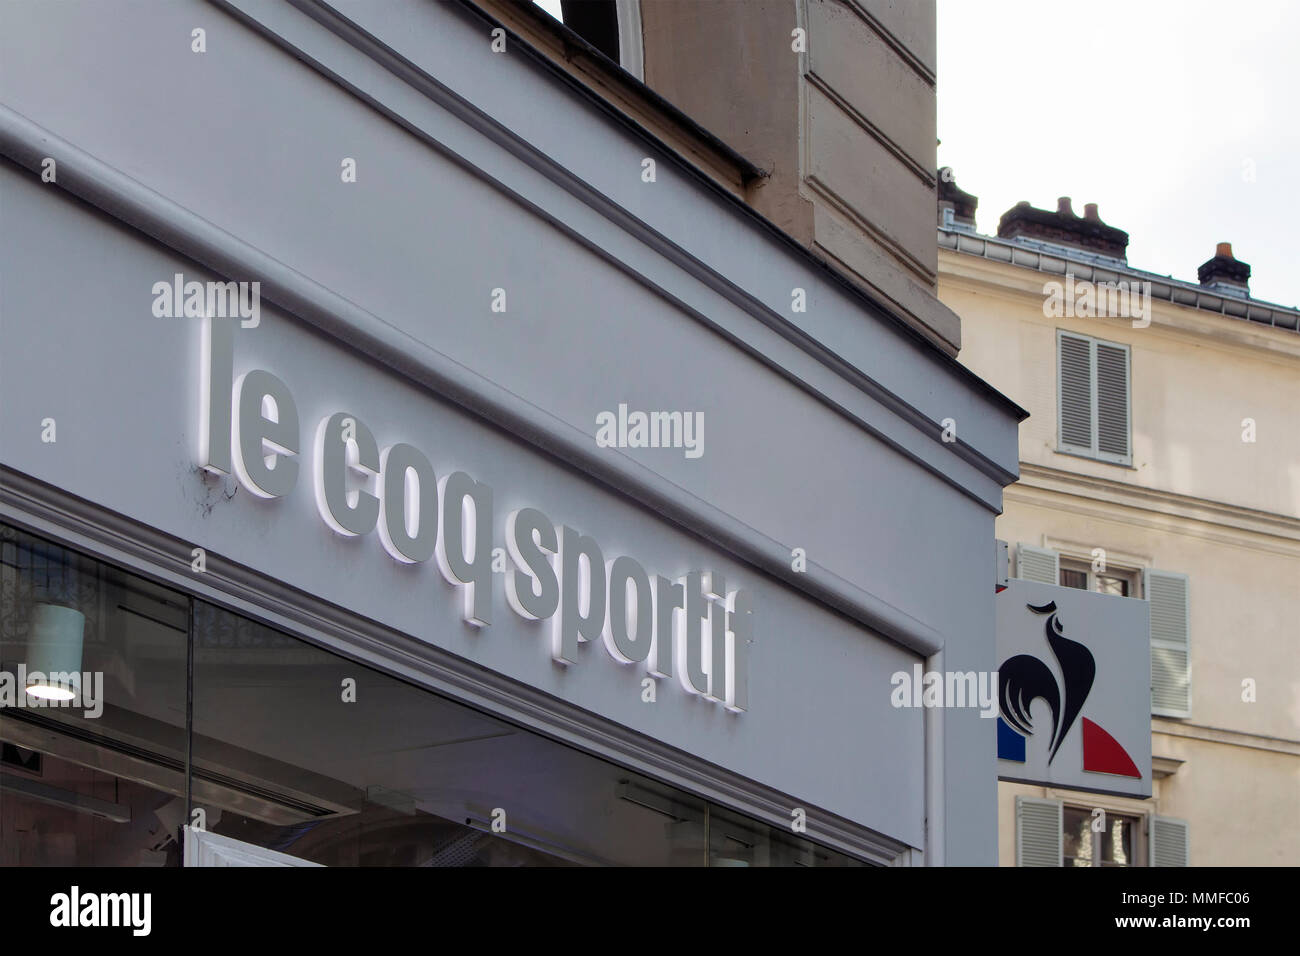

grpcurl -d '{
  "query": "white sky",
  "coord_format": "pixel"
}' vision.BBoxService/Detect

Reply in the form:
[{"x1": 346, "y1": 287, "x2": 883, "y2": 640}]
[{"x1": 936, "y1": 0, "x2": 1300, "y2": 308}]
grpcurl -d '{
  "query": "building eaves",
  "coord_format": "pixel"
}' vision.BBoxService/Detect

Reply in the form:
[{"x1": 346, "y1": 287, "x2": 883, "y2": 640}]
[{"x1": 939, "y1": 227, "x2": 1300, "y2": 335}]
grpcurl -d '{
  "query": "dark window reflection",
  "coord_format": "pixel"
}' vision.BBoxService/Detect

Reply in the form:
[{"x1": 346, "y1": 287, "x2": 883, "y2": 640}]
[
  {"x1": 2, "y1": 522, "x2": 869, "y2": 866},
  {"x1": 190, "y1": 601, "x2": 719, "y2": 866},
  {"x1": 1, "y1": 523, "x2": 188, "y2": 865}
]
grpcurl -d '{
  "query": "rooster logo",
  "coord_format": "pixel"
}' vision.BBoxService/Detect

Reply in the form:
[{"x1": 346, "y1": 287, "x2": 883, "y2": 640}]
[{"x1": 997, "y1": 601, "x2": 1140, "y2": 778}]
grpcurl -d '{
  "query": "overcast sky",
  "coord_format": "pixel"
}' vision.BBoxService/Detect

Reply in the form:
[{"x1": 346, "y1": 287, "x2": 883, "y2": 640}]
[{"x1": 936, "y1": 0, "x2": 1300, "y2": 308}]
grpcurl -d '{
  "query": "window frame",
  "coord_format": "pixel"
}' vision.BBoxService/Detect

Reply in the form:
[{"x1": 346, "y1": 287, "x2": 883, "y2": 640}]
[
  {"x1": 1058, "y1": 556, "x2": 1142, "y2": 599},
  {"x1": 1062, "y1": 804, "x2": 1147, "y2": 867}
]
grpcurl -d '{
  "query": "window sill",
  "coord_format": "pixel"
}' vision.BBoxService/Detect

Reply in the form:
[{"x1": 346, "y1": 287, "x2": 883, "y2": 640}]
[{"x1": 1054, "y1": 447, "x2": 1136, "y2": 470}]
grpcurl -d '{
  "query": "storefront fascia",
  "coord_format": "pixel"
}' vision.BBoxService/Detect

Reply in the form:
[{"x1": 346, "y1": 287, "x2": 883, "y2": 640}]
[{"x1": 0, "y1": 0, "x2": 1023, "y2": 864}]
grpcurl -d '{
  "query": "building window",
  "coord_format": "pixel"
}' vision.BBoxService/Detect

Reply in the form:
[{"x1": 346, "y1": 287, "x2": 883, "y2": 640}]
[
  {"x1": 1057, "y1": 330, "x2": 1132, "y2": 465},
  {"x1": 1059, "y1": 558, "x2": 1140, "y2": 598},
  {"x1": 1016, "y1": 797, "x2": 1188, "y2": 866},
  {"x1": 1015, "y1": 545, "x2": 1191, "y2": 718},
  {"x1": 534, "y1": 0, "x2": 645, "y2": 80},
  {"x1": 1063, "y1": 806, "x2": 1142, "y2": 866}
]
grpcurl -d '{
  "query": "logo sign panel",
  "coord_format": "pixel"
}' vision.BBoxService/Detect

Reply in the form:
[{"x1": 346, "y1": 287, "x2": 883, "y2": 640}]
[{"x1": 997, "y1": 580, "x2": 1151, "y2": 798}]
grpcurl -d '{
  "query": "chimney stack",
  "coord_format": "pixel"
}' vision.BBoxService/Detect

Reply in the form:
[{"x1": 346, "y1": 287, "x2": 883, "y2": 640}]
[
  {"x1": 937, "y1": 168, "x2": 978, "y2": 230},
  {"x1": 1197, "y1": 242, "x2": 1250, "y2": 296},
  {"x1": 996, "y1": 197, "x2": 1129, "y2": 261}
]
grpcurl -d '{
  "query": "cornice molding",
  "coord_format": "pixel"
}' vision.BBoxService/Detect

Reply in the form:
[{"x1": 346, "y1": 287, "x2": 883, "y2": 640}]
[
  {"x1": 1152, "y1": 719, "x2": 1300, "y2": 756},
  {"x1": 1010, "y1": 463, "x2": 1300, "y2": 553}
]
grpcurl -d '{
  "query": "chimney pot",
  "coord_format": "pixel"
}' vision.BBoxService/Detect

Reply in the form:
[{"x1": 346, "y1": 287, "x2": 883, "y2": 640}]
[
  {"x1": 1198, "y1": 242, "x2": 1250, "y2": 294},
  {"x1": 1057, "y1": 197, "x2": 1074, "y2": 217},
  {"x1": 936, "y1": 168, "x2": 979, "y2": 229},
  {"x1": 1084, "y1": 203, "x2": 1100, "y2": 221}
]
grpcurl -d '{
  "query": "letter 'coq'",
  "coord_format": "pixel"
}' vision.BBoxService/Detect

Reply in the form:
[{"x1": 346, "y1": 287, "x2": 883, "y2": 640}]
[{"x1": 198, "y1": 318, "x2": 751, "y2": 711}]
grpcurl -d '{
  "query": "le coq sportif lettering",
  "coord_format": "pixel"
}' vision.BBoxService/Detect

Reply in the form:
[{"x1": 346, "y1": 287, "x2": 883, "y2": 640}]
[{"x1": 198, "y1": 318, "x2": 752, "y2": 712}]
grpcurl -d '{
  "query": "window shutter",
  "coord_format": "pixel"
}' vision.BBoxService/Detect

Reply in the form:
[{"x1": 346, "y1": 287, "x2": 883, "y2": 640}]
[
  {"x1": 1016, "y1": 796, "x2": 1063, "y2": 867},
  {"x1": 1016, "y1": 544, "x2": 1059, "y2": 584},
  {"x1": 1145, "y1": 569, "x2": 1190, "y2": 717},
  {"x1": 1095, "y1": 341, "x2": 1131, "y2": 462},
  {"x1": 1150, "y1": 815, "x2": 1189, "y2": 866},
  {"x1": 1058, "y1": 332, "x2": 1094, "y2": 452}
]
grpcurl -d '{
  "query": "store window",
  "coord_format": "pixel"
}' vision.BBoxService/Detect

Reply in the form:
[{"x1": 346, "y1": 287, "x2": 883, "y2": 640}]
[
  {"x1": 190, "y1": 599, "x2": 704, "y2": 866},
  {"x1": 2, "y1": 522, "x2": 864, "y2": 867},
  {"x1": 0, "y1": 524, "x2": 189, "y2": 865}
]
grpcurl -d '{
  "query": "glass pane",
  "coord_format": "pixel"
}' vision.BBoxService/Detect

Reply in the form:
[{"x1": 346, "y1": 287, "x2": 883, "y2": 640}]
[
  {"x1": 192, "y1": 601, "x2": 849, "y2": 866},
  {"x1": 1, "y1": 521, "x2": 872, "y2": 867},
  {"x1": 1100, "y1": 815, "x2": 1135, "y2": 866},
  {"x1": 1062, "y1": 807, "x2": 1093, "y2": 866},
  {"x1": 1095, "y1": 574, "x2": 1130, "y2": 598},
  {"x1": 1, "y1": 523, "x2": 189, "y2": 865},
  {"x1": 708, "y1": 803, "x2": 864, "y2": 867},
  {"x1": 1060, "y1": 568, "x2": 1088, "y2": 590}
]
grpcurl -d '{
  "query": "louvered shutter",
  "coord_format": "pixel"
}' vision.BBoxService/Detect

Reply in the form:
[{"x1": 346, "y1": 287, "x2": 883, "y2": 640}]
[
  {"x1": 1016, "y1": 797, "x2": 1063, "y2": 867},
  {"x1": 1150, "y1": 815, "x2": 1189, "y2": 866},
  {"x1": 1058, "y1": 332, "x2": 1132, "y2": 464},
  {"x1": 1145, "y1": 569, "x2": 1190, "y2": 717},
  {"x1": 1096, "y1": 341, "x2": 1131, "y2": 463},
  {"x1": 1016, "y1": 544, "x2": 1059, "y2": 584},
  {"x1": 1058, "y1": 331, "x2": 1094, "y2": 453}
]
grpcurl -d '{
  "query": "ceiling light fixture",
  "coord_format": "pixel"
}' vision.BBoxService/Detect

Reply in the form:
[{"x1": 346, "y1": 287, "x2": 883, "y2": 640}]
[{"x1": 25, "y1": 603, "x2": 85, "y2": 701}]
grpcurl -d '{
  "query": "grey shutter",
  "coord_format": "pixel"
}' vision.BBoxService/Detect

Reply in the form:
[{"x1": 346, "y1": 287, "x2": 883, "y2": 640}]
[
  {"x1": 1150, "y1": 815, "x2": 1189, "y2": 866},
  {"x1": 1016, "y1": 796, "x2": 1063, "y2": 867},
  {"x1": 1058, "y1": 331, "x2": 1094, "y2": 453},
  {"x1": 1145, "y1": 569, "x2": 1190, "y2": 717},
  {"x1": 1095, "y1": 341, "x2": 1131, "y2": 463},
  {"x1": 1016, "y1": 544, "x2": 1059, "y2": 584}
]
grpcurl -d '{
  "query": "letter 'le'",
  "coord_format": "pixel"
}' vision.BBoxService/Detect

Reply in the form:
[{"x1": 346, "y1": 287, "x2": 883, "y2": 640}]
[{"x1": 202, "y1": 316, "x2": 298, "y2": 496}]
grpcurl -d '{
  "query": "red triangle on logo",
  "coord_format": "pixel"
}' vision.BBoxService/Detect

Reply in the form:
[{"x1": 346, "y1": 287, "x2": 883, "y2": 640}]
[{"x1": 1082, "y1": 717, "x2": 1141, "y2": 778}]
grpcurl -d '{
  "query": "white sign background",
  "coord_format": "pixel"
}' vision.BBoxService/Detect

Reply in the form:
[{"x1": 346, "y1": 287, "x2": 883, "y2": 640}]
[{"x1": 997, "y1": 580, "x2": 1152, "y2": 798}]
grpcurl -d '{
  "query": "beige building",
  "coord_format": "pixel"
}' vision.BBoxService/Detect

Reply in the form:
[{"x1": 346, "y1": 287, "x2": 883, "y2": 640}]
[{"x1": 938, "y1": 183, "x2": 1300, "y2": 866}]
